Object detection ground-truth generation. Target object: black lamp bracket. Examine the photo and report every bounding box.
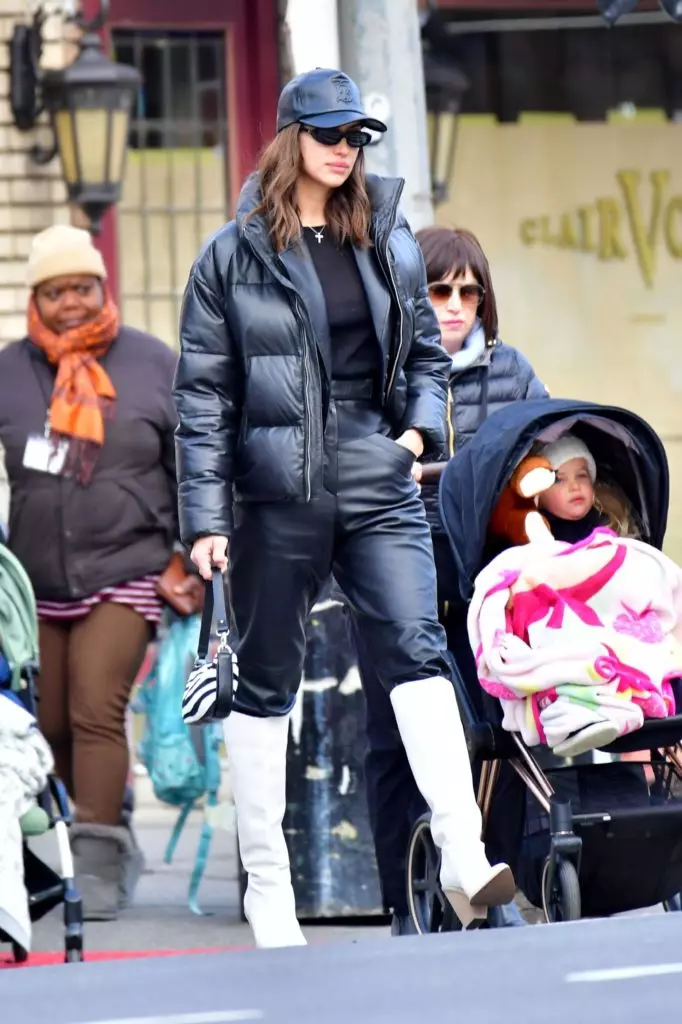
[9,7,46,134]
[10,1,110,160]
[26,6,45,80]
[30,139,59,165]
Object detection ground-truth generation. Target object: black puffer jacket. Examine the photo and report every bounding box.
[448,339,547,451]
[423,338,548,532]
[174,173,450,544]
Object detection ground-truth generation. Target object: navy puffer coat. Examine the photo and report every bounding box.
[448,339,547,452]
[423,338,548,532]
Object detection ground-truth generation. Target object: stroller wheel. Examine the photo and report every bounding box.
[406,814,459,935]
[663,892,682,912]
[541,857,581,924]
[11,942,28,964]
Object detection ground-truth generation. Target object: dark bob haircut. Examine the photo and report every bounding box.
[415,226,499,343]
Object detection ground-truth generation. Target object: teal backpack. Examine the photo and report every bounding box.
[134,612,223,914]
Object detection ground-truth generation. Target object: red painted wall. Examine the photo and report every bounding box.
[80,0,280,301]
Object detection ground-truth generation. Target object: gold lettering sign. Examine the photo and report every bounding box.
[519,170,680,288]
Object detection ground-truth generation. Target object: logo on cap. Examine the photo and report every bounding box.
[332,75,354,105]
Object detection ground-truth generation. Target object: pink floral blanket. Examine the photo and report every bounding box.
[467,528,682,754]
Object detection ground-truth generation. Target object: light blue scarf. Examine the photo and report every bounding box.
[450,318,486,372]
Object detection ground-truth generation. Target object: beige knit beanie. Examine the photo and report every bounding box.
[26,224,107,289]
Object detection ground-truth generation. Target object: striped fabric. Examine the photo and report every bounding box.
[181,661,221,724]
[182,644,239,725]
[36,574,163,625]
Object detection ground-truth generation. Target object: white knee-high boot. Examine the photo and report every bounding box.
[223,711,306,948]
[390,676,515,928]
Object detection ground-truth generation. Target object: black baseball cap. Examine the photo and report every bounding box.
[276,68,388,134]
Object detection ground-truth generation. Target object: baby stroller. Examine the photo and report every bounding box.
[407,398,682,932]
[0,538,84,963]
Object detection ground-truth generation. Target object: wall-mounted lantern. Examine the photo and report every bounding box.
[423,56,470,207]
[9,1,141,234]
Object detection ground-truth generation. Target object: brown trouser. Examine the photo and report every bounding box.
[37,602,151,826]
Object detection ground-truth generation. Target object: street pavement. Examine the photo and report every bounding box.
[23,771,655,954]
[26,782,386,953]
[4,911,682,1023]
[6,776,676,1024]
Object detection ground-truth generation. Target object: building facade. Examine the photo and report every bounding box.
[100,0,279,347]
[0,2,74,347]
[425,0,682,559]
[2,0,680,557]
[0,0,280,349]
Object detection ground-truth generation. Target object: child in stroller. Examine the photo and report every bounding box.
[407,398,682,932]
[0,539,83,963]
[470,430,682,759]
[534,434,640,543]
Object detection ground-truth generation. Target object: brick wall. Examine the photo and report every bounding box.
[0,2,76,348]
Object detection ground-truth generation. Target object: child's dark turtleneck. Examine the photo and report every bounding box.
[543,505,607,544]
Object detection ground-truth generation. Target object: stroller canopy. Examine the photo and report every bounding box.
[438,398,669,603]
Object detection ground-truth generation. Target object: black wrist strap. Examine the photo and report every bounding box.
[197,569,230,660]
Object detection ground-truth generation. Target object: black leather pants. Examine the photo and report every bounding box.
[228,401,450,717]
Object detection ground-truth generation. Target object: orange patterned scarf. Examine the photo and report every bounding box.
[27,291,120,484]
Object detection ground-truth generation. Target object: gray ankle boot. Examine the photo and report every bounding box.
[119,822,145,910]
[71,823,137,921]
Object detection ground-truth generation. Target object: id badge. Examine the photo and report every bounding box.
[22,434,70,475]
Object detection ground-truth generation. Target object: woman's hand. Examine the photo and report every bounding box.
[395,429,424,485]
[395,428,425,458]
[190,535,229,580]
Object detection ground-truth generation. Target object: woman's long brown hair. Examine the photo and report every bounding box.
[246,124,372,253]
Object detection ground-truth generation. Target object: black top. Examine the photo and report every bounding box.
[544,507,606,544]
[304,226,379,381]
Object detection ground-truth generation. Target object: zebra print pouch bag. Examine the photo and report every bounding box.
[181,569,238,725]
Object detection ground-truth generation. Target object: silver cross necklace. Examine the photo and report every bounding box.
[307,225,325,244]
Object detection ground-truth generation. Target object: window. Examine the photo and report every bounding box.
[111,30,229,347]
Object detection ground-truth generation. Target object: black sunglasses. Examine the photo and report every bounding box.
[301,125,372,149]
[428,281,485,307]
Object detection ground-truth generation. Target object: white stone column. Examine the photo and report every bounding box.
[285,0,340,75]
[338,0,434,231]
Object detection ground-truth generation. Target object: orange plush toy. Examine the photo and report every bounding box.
[488,455,556,546]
